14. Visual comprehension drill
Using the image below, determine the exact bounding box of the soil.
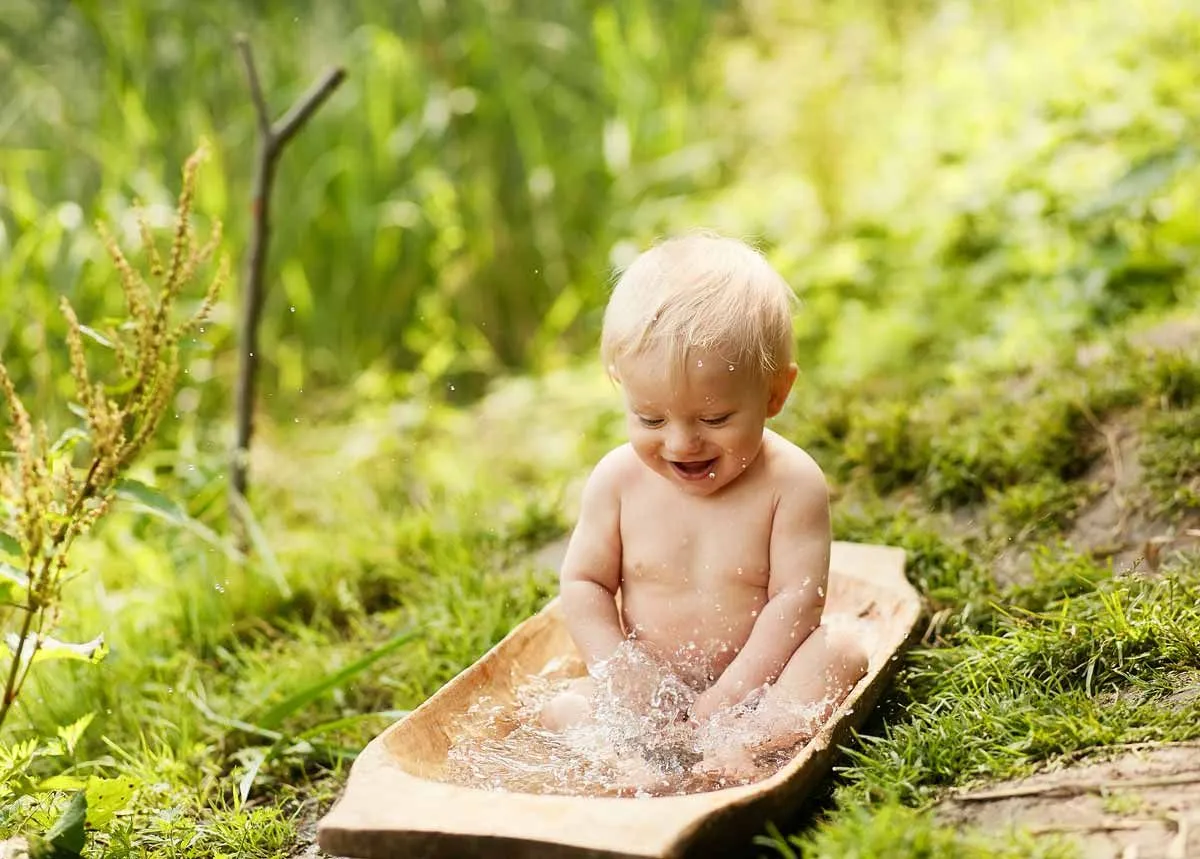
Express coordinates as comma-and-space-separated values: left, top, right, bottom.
937, 742, 1200, 858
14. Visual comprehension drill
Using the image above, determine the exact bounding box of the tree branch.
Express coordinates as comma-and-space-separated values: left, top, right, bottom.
234, 34, 271, 135
230, 36, 346, 535
273, 67, 348, 150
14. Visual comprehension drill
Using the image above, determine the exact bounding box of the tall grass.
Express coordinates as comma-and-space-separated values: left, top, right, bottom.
0, 0, 728, 411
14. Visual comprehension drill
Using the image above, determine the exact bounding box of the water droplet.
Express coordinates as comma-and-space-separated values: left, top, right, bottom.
290, 305, 296, 313
696, 359, 704, 368
449, 384, 456, 391
817, 587, 825, 597
736, 567, 743, 575
707, 471, 716, 479
728, 364, 735, 371
750, 610, 758, 617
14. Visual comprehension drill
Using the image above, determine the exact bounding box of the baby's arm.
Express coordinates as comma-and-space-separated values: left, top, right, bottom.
692, 456, 831, 718
559, 450, 626, 671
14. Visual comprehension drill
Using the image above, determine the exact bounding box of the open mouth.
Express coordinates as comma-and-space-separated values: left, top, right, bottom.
669, 458, 718, 481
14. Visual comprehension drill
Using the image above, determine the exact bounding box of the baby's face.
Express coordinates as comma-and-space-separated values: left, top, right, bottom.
616, 349, 795, 497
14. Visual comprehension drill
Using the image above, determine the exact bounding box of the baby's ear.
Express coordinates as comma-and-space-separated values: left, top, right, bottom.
766, 364, 799, 417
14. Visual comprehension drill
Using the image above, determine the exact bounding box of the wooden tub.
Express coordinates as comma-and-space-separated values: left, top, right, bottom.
318, 541, 922, 858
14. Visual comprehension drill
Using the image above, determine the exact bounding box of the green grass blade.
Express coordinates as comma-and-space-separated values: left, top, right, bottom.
255, 629, 419, 732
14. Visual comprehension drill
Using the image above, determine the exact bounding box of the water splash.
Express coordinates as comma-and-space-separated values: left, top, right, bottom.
438, 622, 869, 798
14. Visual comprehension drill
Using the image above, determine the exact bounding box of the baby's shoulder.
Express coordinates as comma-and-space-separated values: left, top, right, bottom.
761, 431, 829, 498
585, 444, 642, 495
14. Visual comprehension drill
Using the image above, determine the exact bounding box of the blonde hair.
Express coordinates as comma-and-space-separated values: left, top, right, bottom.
601, 232, 797, 380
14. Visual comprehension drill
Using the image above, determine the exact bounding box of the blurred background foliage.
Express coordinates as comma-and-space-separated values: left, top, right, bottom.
0, 0, 726, 417
2, 0, 1197, 430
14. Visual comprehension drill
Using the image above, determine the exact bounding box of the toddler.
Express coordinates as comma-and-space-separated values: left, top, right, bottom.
540, 233, 868, 776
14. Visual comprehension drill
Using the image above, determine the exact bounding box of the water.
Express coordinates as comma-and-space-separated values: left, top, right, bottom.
438, 621, 869, 798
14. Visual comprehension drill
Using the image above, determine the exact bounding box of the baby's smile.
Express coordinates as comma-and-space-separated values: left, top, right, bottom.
668, 457, 718, 481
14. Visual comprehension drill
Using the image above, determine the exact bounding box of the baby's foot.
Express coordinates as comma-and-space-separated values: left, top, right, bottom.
607, 753, 675, 797
693, 741, 759, 779
538, 688, 592, 731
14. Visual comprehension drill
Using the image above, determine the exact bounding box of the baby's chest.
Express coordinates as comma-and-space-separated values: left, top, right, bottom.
618, 493, 775, 586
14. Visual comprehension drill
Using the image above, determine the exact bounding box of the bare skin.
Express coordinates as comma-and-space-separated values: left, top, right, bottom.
541, 347, 869, 776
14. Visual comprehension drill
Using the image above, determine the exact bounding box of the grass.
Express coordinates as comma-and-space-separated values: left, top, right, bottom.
760, 804, 1078, 859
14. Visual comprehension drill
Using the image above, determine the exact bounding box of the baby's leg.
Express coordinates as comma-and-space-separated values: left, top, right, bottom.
538, 676, 596, 731
752, 623, 870, 751
694, 624, 869, 776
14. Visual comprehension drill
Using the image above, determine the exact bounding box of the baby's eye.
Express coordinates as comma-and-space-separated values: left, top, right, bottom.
701, 414, 732, 426
637, 415, 665, 428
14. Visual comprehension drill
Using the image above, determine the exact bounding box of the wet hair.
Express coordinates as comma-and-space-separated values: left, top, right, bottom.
601, 232, 797, 380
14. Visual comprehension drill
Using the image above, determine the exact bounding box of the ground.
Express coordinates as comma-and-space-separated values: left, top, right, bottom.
938, 743, 1200, 858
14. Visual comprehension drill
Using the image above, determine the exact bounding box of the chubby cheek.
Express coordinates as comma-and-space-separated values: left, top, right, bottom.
626, 424, 660, 459
715, 427, 763, 463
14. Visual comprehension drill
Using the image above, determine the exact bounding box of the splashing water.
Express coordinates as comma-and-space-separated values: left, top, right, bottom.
438, 620, 871, 798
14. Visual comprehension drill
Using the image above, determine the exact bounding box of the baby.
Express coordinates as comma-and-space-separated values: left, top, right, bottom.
540, 233, 869, 775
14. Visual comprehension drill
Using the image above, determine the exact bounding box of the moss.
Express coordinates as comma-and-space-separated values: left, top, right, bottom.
986, 477, 1100, 539
1140, 403, 1200, 516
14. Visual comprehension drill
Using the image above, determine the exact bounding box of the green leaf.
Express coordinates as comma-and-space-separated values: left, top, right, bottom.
102, 376, 139, 397
35, 775, 88, 792
3, 634, 107, 668
256, 629, 418, 731
49, 428, 89, 456
77, 325, 114, 349
1077, 145, 1198, 218
115, 479, 242, 562
85, 776, 136, 828
114, 478, 186, 521
57, 713, 95, 756
0, 561, 29, 605
30, 790, 86, 859
0, 531, 20, 558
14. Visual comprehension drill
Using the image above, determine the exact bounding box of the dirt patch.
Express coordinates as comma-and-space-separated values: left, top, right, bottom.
993, 401, 1199, 590
938, 742, 1200, 858
1065, 318, 1200, 575
1062, 413, 1199, 575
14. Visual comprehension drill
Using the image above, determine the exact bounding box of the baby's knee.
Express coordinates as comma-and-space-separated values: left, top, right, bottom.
822, 625, 869, 683
538, 677, 596, 731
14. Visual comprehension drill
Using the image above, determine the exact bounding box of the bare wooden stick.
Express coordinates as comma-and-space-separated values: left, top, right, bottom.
952, 772, 1200, 803
230, 34, 346, 528
1027, 820, 1158, 834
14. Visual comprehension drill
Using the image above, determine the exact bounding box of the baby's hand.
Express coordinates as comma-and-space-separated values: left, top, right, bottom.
688, 688, 725, 723
593, 640, 672, 715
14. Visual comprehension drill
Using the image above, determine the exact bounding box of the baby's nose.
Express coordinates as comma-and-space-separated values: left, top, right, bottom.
665, 423, 702, 456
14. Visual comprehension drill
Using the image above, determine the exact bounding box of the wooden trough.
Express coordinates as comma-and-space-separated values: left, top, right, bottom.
317, 541, 922, 859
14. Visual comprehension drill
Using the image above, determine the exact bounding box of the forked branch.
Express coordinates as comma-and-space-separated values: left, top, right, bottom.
230, 35, 346, 526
